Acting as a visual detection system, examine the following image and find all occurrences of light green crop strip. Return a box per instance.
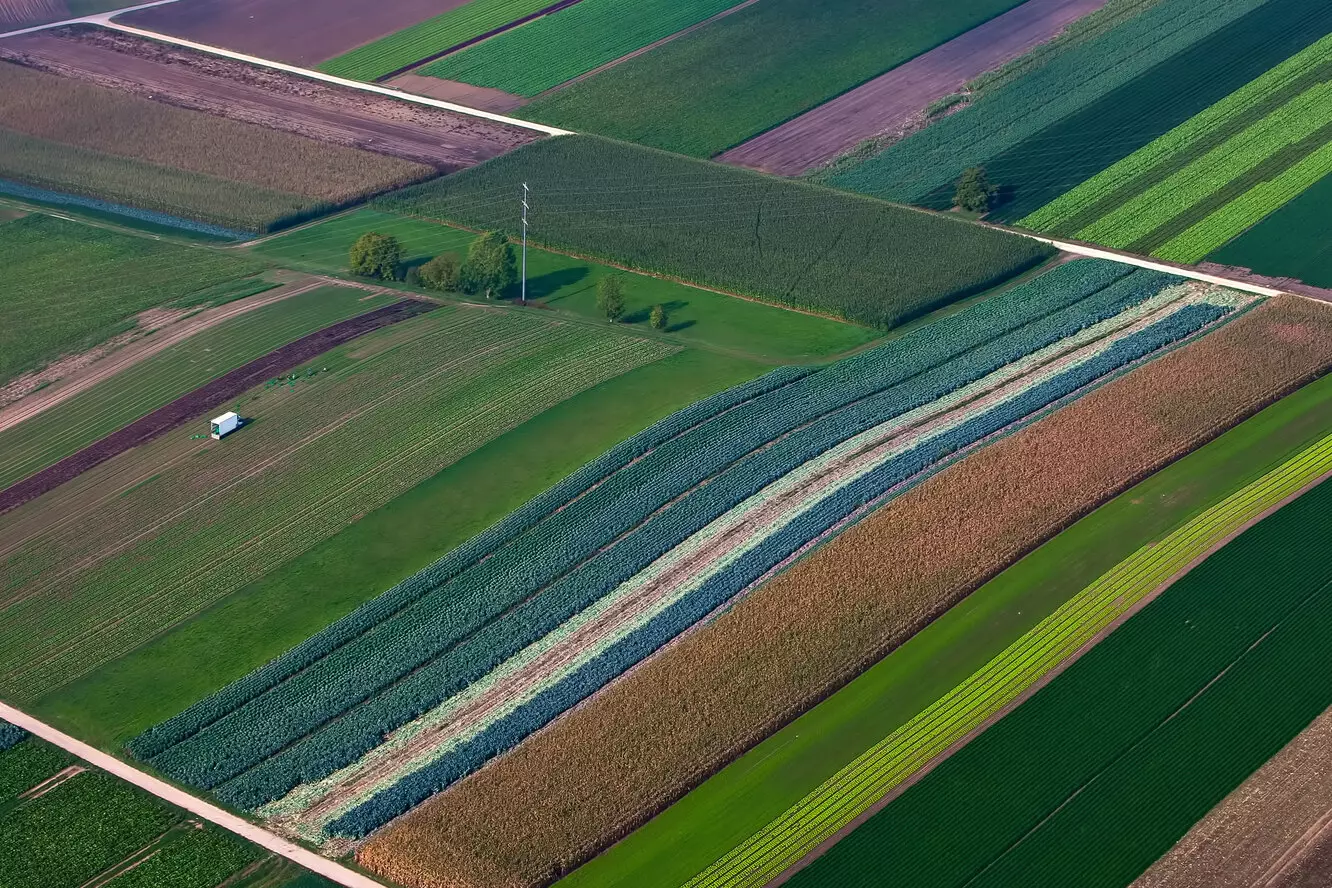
[682,430,1332,888]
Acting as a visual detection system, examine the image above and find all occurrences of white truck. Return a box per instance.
[210,411,240,440]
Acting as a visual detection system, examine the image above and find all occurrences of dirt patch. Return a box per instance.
[113,0,468,68]
[718,0,1112,176]
[0,27,541,170]
[0,299,434,515]
[388,74,527,114]
[1198,262,1332,304]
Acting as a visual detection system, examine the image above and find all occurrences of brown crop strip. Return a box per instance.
[357,295,1332,888]
[0,299,434,516]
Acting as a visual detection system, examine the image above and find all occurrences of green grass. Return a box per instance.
[0,213,264,386]
[319,0,553,80]
[253,210,881,361]
[1209,171,1332,288]
[374,137,1053,329]
[559,369,1332,888]
[790,455,1332,888]
[0,284,384,490]
[521,0,1028,157]
[32,348,764,748]
[422,0,739,96]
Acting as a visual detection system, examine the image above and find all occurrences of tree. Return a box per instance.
[650,304,667,330]
[954,166,998,213]
[419,253,462,292]
[461,231,517,299]
[349,232,402,280]
[597,275,625,322]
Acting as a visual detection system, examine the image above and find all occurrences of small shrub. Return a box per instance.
[596,276,625,322]
[350,232,403,280]
[954,166,998,213]
[650,304,667,330]
[419,253,462,292]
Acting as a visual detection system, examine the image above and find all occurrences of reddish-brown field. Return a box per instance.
[357,296,1332,888]
[0,28,540,170]
[0,0,64,27]
[1133,702,1332,888]
[115,0,470,67]
[717,0,1111,175]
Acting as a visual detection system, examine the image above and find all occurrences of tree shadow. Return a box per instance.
[666,319,696,334]
[523,267,591,302]
[624,299,690,325]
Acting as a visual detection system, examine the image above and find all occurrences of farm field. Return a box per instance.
[830,0,1331,221]
[0,28,542,173]
[1208,172,1332,289]
[0,306,677,703]
[0,213,264,387]
[0,283,393,492]
[1133,700,1332,888]
[1021,30,1332,261]
[788,463,1332,888]
[319,0,555,81]
[36,349,766,749]
[253,210,882,361]
[0,0,138,29]
[116,0,468,69]
[421,0,741,97]
[560,360,1332,888]
[374,136,1054,328]
[127,260,1248,873]
[519,0,1031,157]
[0,60,434,232]
[364,294,1332,888]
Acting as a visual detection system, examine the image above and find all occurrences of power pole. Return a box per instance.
[521,183,529,303]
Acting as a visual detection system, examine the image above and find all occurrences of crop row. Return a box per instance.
[789,451,1332,888]
[354,296,1332,888]
[423,0,739,96]
[135,260,1147,796]
[685,428,1332,888]
[0,770,178,888]
[1020,32,1332,233]
[374,135,1054,329]
[319,0,552,81]
[828,0,1268,204]
[263,286,1230,834]
[0,719,25,753]
[1075,78,1332,250]
[0,740,72,802]
[108,827,262,888]
[1155,138,1332,263]
[323,300,1233,839]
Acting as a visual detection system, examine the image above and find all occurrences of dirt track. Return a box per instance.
[717,0,1111,176]
[0,28,541,169]
[115,0,467,68]
[0,299,433,516]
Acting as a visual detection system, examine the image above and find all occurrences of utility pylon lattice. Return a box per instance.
[521,183,529,303]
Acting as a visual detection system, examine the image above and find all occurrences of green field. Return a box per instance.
[374,136,1053,328]
[422,0,739,96]
[320,0,552,80]
[38,348,764,748]
[560,368,1332,888]
[830,0,1329,221]
[787,436,1332,887]
[0,284,387,490]
[0,213,264,386]
[253,209,881,361]
[1209,171,1332,288]
[521,0,1029,156]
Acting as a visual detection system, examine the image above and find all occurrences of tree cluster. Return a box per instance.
[350,230,518,300]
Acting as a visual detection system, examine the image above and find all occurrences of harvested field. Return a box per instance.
[1133,702,1332,888]
[719,0,1111,176]
[357,296,1332,888]
[0,0,63,28]
[0,298,433,516]
[0,28,540,171]
[114,0,463,68]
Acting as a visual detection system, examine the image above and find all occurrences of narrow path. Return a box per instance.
[0,701,388,888]
[0,276,327,435]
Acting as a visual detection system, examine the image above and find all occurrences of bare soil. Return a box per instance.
[114,0,469,68]
[717,0,1112,176]
[1198,262,1332,304]
[388,74,527,114]
[0,27,541,170]
[0,299,434,515]
[1133,703,1332,888]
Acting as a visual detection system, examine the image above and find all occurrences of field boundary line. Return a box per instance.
[0,701,389,888]
[81,21,573,136]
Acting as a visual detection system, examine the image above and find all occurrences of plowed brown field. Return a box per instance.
[115,0,468,68]
[358,296,1332,888]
